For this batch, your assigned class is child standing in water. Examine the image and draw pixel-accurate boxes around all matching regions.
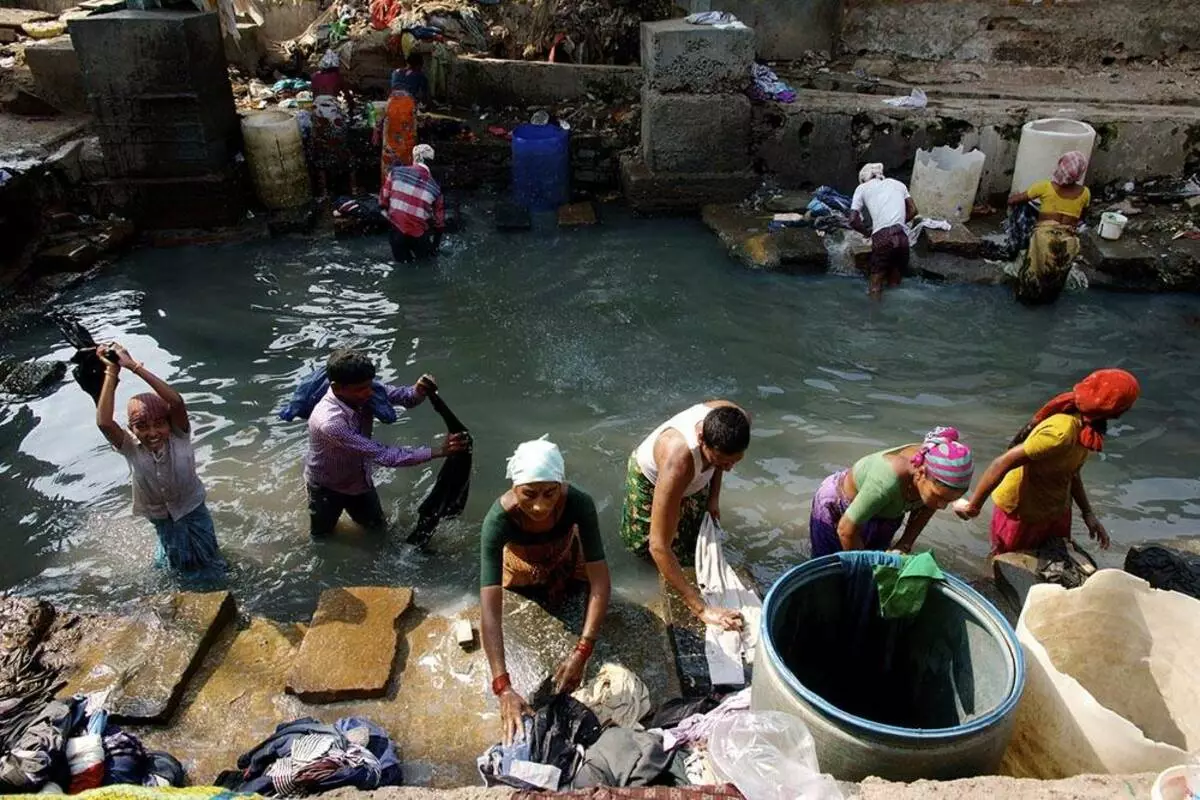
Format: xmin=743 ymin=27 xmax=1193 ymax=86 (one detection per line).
xmin=95 ymin=343 xmax=225 ymax=576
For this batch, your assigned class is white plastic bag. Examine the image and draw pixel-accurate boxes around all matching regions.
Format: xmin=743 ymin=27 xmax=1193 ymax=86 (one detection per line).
xmin=1002 ymin=570 xmax=1200 ymax=778
xmin=708 ymin=711 xmax=844 ymax=800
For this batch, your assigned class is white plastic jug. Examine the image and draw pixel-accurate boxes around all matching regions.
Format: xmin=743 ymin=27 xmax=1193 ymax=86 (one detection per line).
xmin=909 ymin=145 xmax=986 ymax=223
xmin=1099 ymin=211 xmax=1128 ymax=240
xmin=1011 ymin=118 xmax=1096 ymax=195
xmin=241 ymin=111 xmax=311 ymax=210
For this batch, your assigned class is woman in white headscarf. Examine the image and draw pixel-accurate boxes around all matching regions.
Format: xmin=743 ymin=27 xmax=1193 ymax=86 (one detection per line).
xmin=479 ymin=437 xmax=612 ymax=745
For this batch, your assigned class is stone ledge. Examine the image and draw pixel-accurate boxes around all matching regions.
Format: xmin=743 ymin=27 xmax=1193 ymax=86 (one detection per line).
xmin=641 ymin=89 xmax=751 ymax=174
xmin=620 ymin=155 xmax=758 ymax=215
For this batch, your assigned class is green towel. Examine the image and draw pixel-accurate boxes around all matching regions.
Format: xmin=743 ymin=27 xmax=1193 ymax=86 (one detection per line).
xmin=873 ymin=552 xmax=945 ymax=619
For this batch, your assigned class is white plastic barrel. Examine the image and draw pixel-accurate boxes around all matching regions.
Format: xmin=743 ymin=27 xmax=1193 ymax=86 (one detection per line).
xmin=241 ymin=111 xmax=311 ymax=210
xmin=909 ymin=145 xmax=986 ymax=223
xmin=1099 ymin=212 xmax=1128 ymax=240
xmin=1010 ymin=118 xmax=1096 ymax=195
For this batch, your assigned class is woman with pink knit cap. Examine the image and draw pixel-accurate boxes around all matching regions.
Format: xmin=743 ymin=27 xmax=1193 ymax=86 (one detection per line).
xmin=809 ymin=427 xmax=974 ymax=557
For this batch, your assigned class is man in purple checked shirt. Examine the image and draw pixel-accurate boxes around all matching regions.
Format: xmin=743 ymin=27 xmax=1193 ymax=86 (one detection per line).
xmin=305 ymin=349 xmax=469 ymax=538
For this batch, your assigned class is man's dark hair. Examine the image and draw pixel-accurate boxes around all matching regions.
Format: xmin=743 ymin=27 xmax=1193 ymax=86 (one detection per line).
xmin=327 ymin=349 xmax=376 ymax=385
xmin=702 ymin=406 xmax=750 ymax=454
xmin=406 ymin=53 xmax=424 ymax=70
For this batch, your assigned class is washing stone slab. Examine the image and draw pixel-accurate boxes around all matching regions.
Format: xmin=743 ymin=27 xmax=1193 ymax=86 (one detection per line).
xmin=61 ymin=591 xmax=235 ymax=723
xmin=924 ymin=221 xmax=981 ymax=258
xmin=285 ymin=586 xmax=414 ymax=702
xmin=0 ymin=8 xmax=54 ymax=29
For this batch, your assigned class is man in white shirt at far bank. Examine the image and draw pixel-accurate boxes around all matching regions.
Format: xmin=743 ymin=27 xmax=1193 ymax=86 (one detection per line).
xmin=849 ymin=162 xmax=918 ymax=298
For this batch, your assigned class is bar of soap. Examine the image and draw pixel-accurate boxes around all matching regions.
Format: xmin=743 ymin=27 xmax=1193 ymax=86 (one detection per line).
xmin=453 ymin=618 xmax=474 ymax=647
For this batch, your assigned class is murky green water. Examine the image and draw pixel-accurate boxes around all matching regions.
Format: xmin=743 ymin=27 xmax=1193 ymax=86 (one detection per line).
xmin=2 ymin=203 xmax=1198 ymax=620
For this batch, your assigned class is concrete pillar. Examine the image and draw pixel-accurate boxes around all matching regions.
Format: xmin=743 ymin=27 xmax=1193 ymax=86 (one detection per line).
xmin=23 ymin=35 xmax=86 ymax=113
xmin=69 ymin=9 xmax=246 ymax=228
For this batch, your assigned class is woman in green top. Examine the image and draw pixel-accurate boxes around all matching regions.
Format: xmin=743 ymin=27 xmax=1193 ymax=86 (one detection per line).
xmin=480 ymin=437 xmax=611 ymax=745
xmin=808 ymin=427 xmax=975 ymax=557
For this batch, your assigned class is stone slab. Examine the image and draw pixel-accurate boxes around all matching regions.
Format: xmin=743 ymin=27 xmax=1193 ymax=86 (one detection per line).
xmin=61 ymin=591 xmax=235 ymax=723
xmin=924 ymin=222 xmax=981 ymax=258
xmin=640 ymin=18 xmax=754 ymax=94
xmin=557 ymin=201 xmax=597 ymax=227
xmin=0 ymin=7 xmax=53 ymax=29
xmin=641 ymin=89 xmax=750 ymax=174
xmin=1080 ymin=230 xmax=1160 ymax=289
xmin=285 ymin=586 xmax=414 ymax=702
xmin=0 ymin=27 xmax=18 ymax=43
xmin=23 ymin=36 xmax=86 ymax=114
xmin=621 ymin=155 xmax=758 ymax=214
xmin=702 ymin=203 xmax=829 ymax=273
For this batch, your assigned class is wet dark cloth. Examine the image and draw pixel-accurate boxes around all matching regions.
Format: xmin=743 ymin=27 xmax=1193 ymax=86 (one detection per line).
xmin=528 ymin=696 xmax=603 ymax=787
xmin=640 ymin=696 xmax=721 ymax=731
xmin=1004 ymin=201 xmax=1040 ymax=257
xmin=869 ymin=224 xmax=910 ymax=276
xmin=307 ymin=484 xmax=386 ymax=537
xmin=572 ymin=729 xmax=671 ymax=789
xmin=407 ymin=391 xmax=471 ymax=546
xmin=390 ymin=68 xmax=429 ymax=100
xmin=0 ymin=699 xmax=74 ymax=791
xmin=278 ymin=366 xmax=398 ymax=424
xmin=389 ymin=227 xmax=438 ymax=262
xmin=103 ymin=730 xmax=148 ymax=785
xmin=216 ymin=716 xmax=401 ymax=796
xmin=514 ymin=786 xmax=746 ymax=800
xmin=53 ymin=313 xmax=109 ymax=405
xmin=1124 ymin=545 xmax=1200 ymax=599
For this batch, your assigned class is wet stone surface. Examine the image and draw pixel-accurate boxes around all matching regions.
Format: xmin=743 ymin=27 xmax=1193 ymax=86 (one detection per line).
xmin=60 ymin=591 xmax=235 ymax=723
xmin=285 ymin=586 xmax=414 ymax=702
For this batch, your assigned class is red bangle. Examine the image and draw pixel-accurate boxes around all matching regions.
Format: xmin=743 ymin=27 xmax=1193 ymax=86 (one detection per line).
xmin=574 ymin=638 xmax=595 ymax=660
xmin=491 ymin=672 xmax=511 ymax=696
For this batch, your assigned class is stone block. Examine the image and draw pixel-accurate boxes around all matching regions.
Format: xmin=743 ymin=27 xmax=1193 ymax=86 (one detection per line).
xmin=1081 ymin=230 xmax=1159 ymax=288
xmin=621 ymin=155 xmax=757 ymax=214
xmin=557 ymin=201 xmax=597 ymax=227
xmin=641 ymin=89 xmax=750 ymax=174
xmin=61 ymin=591 xmax=235 ymax=723
xmin=35 ymin=239 xmax=98 ymax=272
xmin=285 ymin=586 xmax=414 ymax=702
xmin=0 ymin=7 xmax=53 ymax=30
xmin=88 ymin=169 xmax=248 ymax=230
xmin=641 ymin=19 xmax=754 ymax=94
xmin=23 ymin=36 xmax=85 ymax=114
xmin=0 ymin=28 xmax=16 ymax=43
xmin=924 ymin=222 xmax=981 ymax=258
xmin=702 ymin=202 xmax=828 ymax=273
xmin=714 ymin=0 xmax=839 ymax=60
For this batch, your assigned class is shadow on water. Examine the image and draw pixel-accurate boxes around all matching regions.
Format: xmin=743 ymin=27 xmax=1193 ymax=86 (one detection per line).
xmin=1 ymin=201 xmax=1200 ymax=621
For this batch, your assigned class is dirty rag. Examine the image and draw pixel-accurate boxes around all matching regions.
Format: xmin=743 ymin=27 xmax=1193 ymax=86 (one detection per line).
xmin=872 ymin=552 xmax=945 ymax=619
xmin=906 ymin=218 xmax=951 ymax=247
xmin=882 ymin=88 xmax=928 ymax=109
xmin=685 ymin=11 xmax=746 ymax=29
xmin=571 ymin=729 xmax=670 ymax=789
xmin=695 ymin=515 xmax=761 ymax=687
xmin=668 ymin=687 xmax=751 ymax=750
xmin=748 ymin=63 xmax=796 ymax=103
xmin=814 ymin=185 xmax=853 ymax=213
xmin=571 ymin=664 xmax=651 ymax=729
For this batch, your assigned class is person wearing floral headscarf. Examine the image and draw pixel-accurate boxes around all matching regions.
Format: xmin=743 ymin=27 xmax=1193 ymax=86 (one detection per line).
xmin=1007 ymin=150 xmax=1092 ymax=305
xmin=809 ymin=426 xmax=975 ymax=557
xmin=955 ymin=368 xmax=1140 ymax=554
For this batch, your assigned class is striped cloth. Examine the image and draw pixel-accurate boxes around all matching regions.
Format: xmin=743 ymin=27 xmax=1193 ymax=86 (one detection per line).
xmin=379 ymin=163 xmax=444 ymax=237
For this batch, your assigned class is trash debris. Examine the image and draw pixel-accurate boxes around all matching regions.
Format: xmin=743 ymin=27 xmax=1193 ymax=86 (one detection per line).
xmin=906 ymin=218 xmax=951 ymax=247
xmin=685 ymin=11 xmax=746 ymax=30
xmin=454 ymin=618 xmax=474 ymax=647
xmin=748 ymin=63 xmax=796 ymax=104
xmin=883 ymin=88 xmax=928 ymax=109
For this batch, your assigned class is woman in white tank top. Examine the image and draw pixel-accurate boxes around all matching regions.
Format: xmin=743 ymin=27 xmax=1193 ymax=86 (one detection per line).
xmin=620 ymin=400 xmax=751 ymax=631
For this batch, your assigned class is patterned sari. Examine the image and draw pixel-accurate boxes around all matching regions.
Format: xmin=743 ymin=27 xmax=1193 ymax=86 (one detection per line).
xmin=379 ymin=91 xmax=416 ymax=183
xmin=618 ymin=453 xmax=709 ymax=565
xmin=1015 ymin=222 xmax=1080 ymax=305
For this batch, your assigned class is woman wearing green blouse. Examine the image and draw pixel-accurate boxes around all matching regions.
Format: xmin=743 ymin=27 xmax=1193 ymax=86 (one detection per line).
xmin=479 ymin=437 xmax=611 ymax=745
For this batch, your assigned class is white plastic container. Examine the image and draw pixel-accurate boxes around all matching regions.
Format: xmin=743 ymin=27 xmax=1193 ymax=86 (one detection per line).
xmin=1151 ymin=765 xmax=1192 ymax=800
xmin=909 ymin=145 xmax=986 ymax=223
xmin=1011 ymin=118 xmax=1096 ymax=195
xmin=241 ymin=111 xmax=311 ymax=210
xmin=1099 ymin=211 xmax=1128 ymax=240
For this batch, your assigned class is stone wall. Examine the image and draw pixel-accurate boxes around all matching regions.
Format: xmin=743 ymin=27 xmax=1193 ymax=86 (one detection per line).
xmin=754 ymin=90 xmax=1200 ymax=201
xmin=841 ymin=0 xmax=1200 ymax=65
xmin=444 ymin=58 xmax=640 ymax=108
xmin=680 ymin=0 xmax=841 ymax=59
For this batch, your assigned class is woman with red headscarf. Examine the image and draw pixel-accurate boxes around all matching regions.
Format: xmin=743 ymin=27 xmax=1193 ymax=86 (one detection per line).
xmin=954 ymin=369 xmax=1140 ymax=555
xmin=1007 ymin=150 xmax=1091 ymax=305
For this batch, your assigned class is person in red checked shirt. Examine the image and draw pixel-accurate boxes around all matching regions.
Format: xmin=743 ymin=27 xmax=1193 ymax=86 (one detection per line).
xmin=379 ymin=143 xmax=445 ymax=263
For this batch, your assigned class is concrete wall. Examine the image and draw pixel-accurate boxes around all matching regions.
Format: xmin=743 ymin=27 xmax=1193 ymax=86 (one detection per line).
xmin=256 ymin=0 xmax=318 ymax=43
xmin=754 ymin=89 xmax=1200 ymax=201
xmin=841 ymin=0 xmax=1200 ymax=65
xmin=444 ymin=58 xmax=641 ymax=107
xmin=679 ymin=0 xmax=839 ymax=59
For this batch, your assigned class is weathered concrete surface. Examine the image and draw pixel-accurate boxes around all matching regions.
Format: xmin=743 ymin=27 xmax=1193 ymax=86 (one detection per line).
xmin=0 ymin=7 xmax=54 ymax=29
xmin=0 ymin=359 xmax=66 ymax=396
xmin=446 ymin=57 xmax=640 ymax=107
xmin=754 ymin=89 xmax=1200 ymax=202
xmin=23 ymin=36 xmax=85 ymax=114
xmin=841 ymin=0 xmax=1200 ymax=67
xmin=286 ymin=586 xmax=414 ymax=702
xmin=642 ymin=89 xmax=750 ymax=173
xmin=640 ymin=19 xmax=754 ymax=95
xmin=853 ymin=773 xmax=1157 ymax=799
xmin=256 ymin=0 xmax=318 ymax=42
xmin=1080 ymin=230 xmax=1161 ymax=291
xmin=910 ymin=253 xmax=1006 ymax=287
xmin=61 ymin=591 xmax=235 ymax=723
xmin=684 ymin=0 xmax=841 ymax=59
xmin=621 ymin=155 xmax=758 ymax=214
xmin=702 ymin=203 xmax=829 ymax=273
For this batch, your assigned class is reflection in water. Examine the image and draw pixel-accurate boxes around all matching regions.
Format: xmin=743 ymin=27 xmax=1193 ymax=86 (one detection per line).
xmin=2 ymin=205 xmax=1199 ymax=620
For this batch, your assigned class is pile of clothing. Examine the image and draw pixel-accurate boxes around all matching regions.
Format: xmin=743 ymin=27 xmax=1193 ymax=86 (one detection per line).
xmin=0 ymin=694 xmax=185 ymax=793
xmin=214 ymin=717 xmax=401 ymax=796
xmin=480 ymin=666 xmax=758 ymax=792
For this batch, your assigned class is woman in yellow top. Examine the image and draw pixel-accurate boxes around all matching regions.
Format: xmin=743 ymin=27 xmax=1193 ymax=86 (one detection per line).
xmin=1007 ymin=150 xmax=1091 ymax=305
xmin=954 ymin=368 xmax=1140 ymax=554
